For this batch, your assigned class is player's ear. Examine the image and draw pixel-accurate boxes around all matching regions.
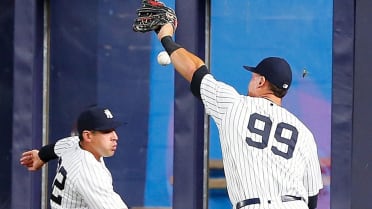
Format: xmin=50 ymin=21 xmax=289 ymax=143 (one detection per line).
xmin=258 ymin=76 xmax=266 ymax=86
xmin=82 ymin=130 xmax=93 ymax=142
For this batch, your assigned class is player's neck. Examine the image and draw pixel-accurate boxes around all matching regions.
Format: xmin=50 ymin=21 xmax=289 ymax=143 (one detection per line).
xmin=251 ymin=85 xmax=282 ymax=106
xmin=261 ymin=94 xmax=282 ymax=106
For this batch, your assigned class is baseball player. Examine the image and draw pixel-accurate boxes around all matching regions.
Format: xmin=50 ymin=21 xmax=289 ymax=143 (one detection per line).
xmin=20 ymin=107 xmax=128 ymax=209
xmin=155 ymin=22 xmax=323 ymax=209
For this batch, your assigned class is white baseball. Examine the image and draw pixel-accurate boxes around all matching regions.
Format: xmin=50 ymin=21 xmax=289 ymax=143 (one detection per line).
xmin=157 ymin=51 xmax=171 ymax=66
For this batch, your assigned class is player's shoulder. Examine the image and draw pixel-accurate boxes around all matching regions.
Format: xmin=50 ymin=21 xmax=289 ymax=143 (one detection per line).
xmin=55 ymin=136 xmax=80 ymax=156
xmin=201 ymin=74 xmax=242 ymax=104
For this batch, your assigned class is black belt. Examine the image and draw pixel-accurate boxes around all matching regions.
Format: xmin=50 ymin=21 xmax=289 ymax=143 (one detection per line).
xmin=236 ymin=195 xmax=305 ymax=209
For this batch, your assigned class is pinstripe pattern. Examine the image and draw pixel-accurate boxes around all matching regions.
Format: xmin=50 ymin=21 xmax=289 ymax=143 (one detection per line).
xmin=201 ymin=74 xmax=323 ymax=209
xmin=50 ymin=136 xmax=127 ymax=209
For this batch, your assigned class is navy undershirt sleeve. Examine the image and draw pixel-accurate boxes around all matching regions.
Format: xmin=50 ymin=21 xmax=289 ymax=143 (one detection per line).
xmin=190 ymin=65 xmax=209 ymax=100
xmin=38 ymin=143 xmax=58 ymax=162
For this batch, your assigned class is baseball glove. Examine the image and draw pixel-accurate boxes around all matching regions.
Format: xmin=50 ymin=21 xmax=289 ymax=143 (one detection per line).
xmin=133 ymin=0 xmax=177 ymax=33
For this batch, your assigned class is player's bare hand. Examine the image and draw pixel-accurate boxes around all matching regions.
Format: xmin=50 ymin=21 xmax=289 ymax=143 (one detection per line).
xmin=157 ymin=23 xmax=175 ymax=40
xmin=20 ymin=150 xmax=45 ymax=171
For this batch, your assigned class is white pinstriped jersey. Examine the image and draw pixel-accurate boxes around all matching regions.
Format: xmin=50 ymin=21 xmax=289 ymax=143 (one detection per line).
xmin=200 ymin=74 xmax=323 ymax=209
xmin=50 ymin=136 xmax=127 ymax=209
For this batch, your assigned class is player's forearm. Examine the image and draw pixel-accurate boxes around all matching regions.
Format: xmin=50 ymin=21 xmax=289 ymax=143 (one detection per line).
xmin=160 ymin=36 xmax=205 ymax=82
xmin=170 ymin=48 xmax=205 ymax=82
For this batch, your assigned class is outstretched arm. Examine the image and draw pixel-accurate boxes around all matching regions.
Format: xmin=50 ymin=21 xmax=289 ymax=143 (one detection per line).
xmin=157 ymin=23 xmax=205 ymax=82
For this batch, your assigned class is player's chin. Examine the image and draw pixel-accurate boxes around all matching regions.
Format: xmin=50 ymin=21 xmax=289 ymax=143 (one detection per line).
xmin=104 ymin=150 xmax=116 ymax=157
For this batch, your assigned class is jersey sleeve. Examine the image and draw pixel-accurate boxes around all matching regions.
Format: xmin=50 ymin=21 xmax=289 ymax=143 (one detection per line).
xmin=76 ymin=160 xmax=127 ymax=209
xmin=54 ymin=136 xmax=80 ymax=157
xmin=200 ymin=74 xmax=241 ymax=126
xmin=302 ymin=134 xmax=324 ymax=196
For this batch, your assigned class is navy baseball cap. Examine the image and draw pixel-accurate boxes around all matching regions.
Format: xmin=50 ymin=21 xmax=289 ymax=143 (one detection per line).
xmin=77 ymin=107 xmax=122 ymax=134
xmin=243 ymin=57 xmax=292 ymax=90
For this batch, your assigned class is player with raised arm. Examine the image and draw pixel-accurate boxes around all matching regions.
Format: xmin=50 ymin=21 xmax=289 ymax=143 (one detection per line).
xmin=20 ymin=106 xmax=128 ymax=209
xmin=133 ymin=1 xmax=323 ymax=208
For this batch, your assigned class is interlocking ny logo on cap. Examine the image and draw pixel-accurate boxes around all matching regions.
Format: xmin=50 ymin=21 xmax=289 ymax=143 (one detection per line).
xmin=104 ymin=109 xmax=114 ymax=119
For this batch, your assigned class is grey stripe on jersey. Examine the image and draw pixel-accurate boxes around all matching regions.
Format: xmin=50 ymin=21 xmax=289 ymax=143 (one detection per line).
xmin=200 ymin=74 xmax=323 ymax=207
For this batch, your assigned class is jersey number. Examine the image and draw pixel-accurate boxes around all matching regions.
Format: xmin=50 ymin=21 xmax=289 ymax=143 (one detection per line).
xmin=51 ymin=165 xmax=67 ymax=205
xmin=246 ymin=113 xmax=298 ymax=159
